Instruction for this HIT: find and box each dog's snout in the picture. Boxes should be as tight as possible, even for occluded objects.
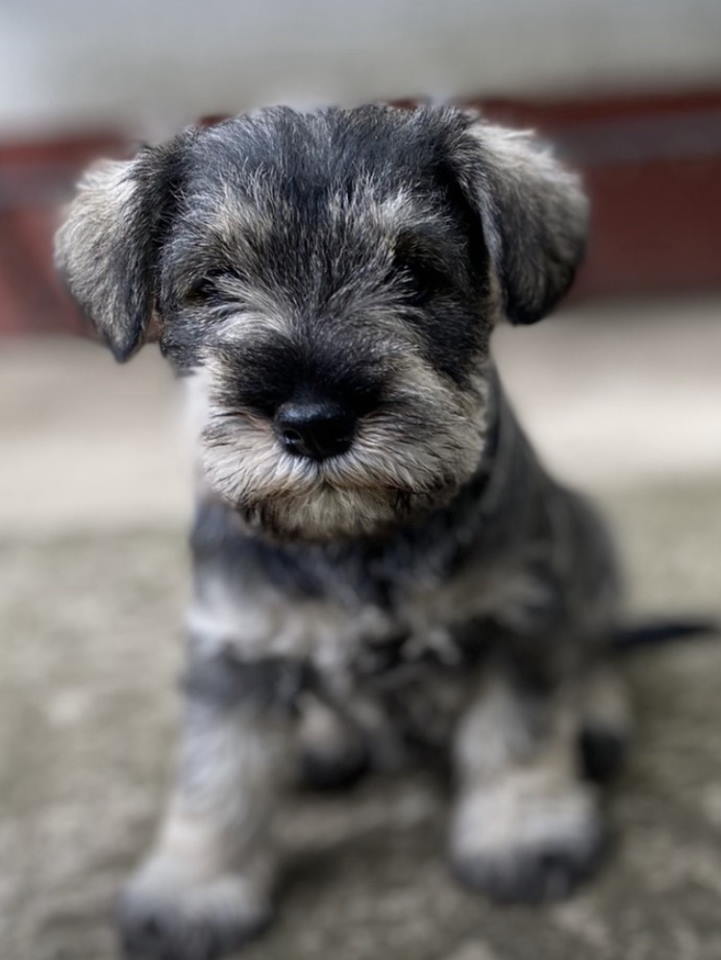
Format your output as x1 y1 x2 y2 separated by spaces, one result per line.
275 400 355 461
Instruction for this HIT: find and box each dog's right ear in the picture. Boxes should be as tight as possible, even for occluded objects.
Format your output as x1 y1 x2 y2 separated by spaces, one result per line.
451 113 589 326
55 137 189 362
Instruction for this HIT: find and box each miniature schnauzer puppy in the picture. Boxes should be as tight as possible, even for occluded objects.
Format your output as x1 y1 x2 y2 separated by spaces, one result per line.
56 105 629 958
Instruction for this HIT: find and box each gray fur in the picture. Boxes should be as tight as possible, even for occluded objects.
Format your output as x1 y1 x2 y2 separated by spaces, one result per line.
57 105 621 960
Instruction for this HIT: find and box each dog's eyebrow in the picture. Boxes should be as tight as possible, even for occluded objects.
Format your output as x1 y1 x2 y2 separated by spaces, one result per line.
328 183 437 235
188 182 274 247
372 188 419 225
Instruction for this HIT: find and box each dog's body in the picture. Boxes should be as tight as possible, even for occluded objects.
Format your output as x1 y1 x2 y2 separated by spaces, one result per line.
56 105 629 958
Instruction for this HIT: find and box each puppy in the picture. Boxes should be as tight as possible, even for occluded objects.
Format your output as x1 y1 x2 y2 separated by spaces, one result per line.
56 105 628 959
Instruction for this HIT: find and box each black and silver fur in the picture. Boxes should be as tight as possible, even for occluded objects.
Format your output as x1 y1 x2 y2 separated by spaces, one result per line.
56 105 629 959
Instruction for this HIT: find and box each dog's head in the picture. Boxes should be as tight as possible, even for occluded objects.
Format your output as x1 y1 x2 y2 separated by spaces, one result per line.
56 106 587 540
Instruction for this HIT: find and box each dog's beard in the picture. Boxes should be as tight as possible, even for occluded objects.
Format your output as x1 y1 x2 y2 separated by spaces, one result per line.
189 366 489 541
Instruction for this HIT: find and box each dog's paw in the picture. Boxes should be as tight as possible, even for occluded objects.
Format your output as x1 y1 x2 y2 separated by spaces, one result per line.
119 854 272 959
298 696 370 791
578 725 627 783
300 738 370 791
578 667 630 783
450 770 605 903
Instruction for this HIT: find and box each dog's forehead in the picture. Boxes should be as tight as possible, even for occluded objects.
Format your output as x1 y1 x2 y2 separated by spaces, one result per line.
184 106 466 232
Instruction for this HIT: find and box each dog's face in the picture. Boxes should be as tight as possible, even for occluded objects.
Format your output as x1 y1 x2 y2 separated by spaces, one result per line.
56 106 587 540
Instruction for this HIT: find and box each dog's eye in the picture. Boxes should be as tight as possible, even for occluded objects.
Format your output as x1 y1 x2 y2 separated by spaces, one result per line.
187 278 216 302
393 251 451 305
183 273 223 304
184 271 239 306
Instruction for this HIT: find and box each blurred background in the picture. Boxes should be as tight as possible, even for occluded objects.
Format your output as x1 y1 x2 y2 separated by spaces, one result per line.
1 2 720 958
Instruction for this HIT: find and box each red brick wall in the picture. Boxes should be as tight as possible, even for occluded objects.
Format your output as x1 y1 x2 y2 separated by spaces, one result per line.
472 90 721 300
0 134 128 334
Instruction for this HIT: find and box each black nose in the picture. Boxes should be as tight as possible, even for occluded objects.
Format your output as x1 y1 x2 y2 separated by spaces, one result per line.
275 400 355 460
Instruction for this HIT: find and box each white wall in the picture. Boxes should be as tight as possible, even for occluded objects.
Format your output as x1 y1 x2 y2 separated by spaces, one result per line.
2 0 721 138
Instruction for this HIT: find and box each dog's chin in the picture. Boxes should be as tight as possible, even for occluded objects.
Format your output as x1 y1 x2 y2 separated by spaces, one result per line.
221 484 448 543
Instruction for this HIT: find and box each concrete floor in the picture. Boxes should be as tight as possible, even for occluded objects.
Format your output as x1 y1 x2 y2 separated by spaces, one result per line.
1 297 721 959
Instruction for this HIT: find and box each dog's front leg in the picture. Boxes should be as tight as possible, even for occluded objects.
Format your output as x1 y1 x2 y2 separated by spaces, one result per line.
120 649 299 959
450 670 604 903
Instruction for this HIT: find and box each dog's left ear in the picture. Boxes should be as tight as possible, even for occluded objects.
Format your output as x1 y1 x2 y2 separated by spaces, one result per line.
452 115 589 325
55 136 189 361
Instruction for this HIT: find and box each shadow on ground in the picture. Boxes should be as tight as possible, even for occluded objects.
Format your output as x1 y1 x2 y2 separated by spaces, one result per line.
1 481 720 960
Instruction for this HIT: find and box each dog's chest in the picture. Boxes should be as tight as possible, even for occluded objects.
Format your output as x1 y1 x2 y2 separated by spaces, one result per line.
188 550 536 690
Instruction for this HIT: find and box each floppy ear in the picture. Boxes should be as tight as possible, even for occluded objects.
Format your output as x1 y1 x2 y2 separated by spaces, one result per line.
55 138 188 361
453 116 589 325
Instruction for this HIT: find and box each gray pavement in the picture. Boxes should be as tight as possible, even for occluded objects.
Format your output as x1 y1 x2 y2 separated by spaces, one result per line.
1 297 721 959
